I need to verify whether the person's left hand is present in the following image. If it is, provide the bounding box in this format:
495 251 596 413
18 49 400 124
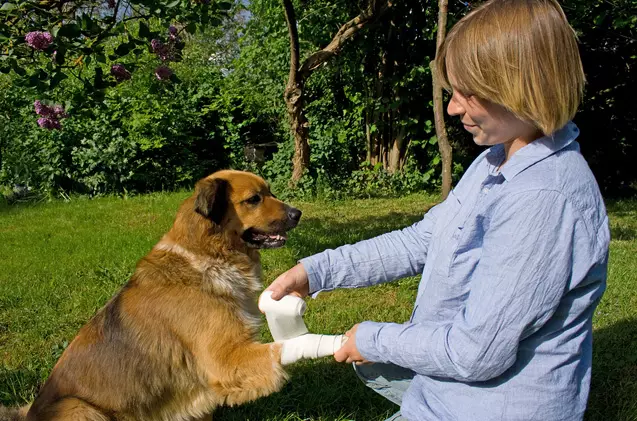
334 323 371 365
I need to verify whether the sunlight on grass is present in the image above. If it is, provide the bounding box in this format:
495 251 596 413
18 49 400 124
0 194 635 420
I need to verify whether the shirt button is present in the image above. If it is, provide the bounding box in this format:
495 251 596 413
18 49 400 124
482 187 490 194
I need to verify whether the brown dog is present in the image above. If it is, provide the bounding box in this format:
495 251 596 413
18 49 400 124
11 170 301 421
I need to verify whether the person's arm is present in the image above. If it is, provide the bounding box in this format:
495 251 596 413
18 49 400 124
355 190 585 381
300 199 449 295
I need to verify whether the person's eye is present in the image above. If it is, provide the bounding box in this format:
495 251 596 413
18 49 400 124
246 195 261 205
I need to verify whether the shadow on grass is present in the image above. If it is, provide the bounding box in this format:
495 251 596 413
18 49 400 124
610 225 637 241
215 360 397 421
586 318 637 421
289 210 428 259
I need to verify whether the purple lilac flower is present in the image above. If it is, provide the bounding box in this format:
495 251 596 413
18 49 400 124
154 65 173 81
168 26 180 42
34 100 51 117
151 39 161 52
151 38 174 61
110 64 131 82
37 117 62 130
52 105 68 119
25 31 53 50
34 101 67 130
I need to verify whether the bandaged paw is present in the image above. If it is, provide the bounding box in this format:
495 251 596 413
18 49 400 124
279 334 346 365
258 291 346 365
258 291 309 341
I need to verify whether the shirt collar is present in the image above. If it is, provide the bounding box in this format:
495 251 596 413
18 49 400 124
485 121 580 180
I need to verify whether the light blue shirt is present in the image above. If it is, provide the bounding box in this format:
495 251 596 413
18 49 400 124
300 122 609 421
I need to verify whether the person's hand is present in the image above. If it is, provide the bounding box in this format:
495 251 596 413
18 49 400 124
265 263 310 300
334 324 370 365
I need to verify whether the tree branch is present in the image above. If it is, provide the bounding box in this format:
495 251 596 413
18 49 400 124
281 0 300 91
298 0 390 78
431 0 452 199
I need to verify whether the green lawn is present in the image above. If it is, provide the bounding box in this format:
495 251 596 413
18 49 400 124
0 192 635 420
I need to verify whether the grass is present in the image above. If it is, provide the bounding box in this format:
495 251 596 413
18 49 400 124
0 192 636 420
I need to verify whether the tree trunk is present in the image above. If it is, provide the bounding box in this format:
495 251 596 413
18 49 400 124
388 125 407 173
282 0 310 185
282 0 391 185
431 0 453 199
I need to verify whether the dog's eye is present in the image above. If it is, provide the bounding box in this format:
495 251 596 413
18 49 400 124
246 195 261 205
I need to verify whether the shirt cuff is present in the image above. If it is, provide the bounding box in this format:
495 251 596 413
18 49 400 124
355 321 388 363
299 255 333 298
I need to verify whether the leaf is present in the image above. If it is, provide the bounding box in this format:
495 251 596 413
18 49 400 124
138 21 151 39
94 67 106 89
0 3 16 11
50 72 68 89
218 1 232 10
166 0 180 8
57 24 81 38
11 61 25 76
28 74 40 87
80 14 91 30
114 42 132 57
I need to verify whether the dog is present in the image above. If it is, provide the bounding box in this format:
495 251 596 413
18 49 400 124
2 170 301 421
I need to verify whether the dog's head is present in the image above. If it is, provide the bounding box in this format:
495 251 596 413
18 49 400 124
193 170 301 249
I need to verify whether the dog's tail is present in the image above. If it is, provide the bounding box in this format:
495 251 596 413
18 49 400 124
0 404 28 421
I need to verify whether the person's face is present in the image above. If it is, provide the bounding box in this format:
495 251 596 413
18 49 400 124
446 72 540 147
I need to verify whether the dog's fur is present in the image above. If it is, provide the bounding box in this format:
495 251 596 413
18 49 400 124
3 170 301 421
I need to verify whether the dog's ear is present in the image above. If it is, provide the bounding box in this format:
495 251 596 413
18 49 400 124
194 177 228 225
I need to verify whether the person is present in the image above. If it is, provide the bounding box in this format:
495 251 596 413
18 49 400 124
266 0 610 419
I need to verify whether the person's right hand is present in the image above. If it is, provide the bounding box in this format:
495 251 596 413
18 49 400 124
265 263 310 300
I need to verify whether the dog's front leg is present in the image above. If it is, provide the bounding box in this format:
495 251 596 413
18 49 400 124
210 342 288 407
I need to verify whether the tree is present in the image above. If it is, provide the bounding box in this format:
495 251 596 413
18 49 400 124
430 0 452 199
0 0 231 122
281 0 390 184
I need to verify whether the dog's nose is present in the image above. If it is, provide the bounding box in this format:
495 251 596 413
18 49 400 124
288 207 302 222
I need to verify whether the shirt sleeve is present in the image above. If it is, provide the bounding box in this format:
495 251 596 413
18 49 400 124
300 199 450 295
356 190 580 381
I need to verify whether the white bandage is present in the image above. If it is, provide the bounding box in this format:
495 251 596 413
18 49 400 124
279 334 346 365
258 291 345 365
258 291 308 341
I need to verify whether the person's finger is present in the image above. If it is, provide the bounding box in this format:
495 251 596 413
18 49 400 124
265 283 287 300
334 348 347 363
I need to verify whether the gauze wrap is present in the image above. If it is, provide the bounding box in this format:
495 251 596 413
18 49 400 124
258 291 345 365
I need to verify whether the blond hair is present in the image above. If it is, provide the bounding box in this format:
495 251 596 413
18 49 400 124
436 0 585 135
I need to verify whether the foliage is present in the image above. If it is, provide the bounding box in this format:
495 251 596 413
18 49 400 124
563 0 637 196
0 35 232 195
0 0 231 99
1 0 636 198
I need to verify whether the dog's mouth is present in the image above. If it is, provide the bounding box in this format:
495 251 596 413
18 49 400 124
241 228 289 249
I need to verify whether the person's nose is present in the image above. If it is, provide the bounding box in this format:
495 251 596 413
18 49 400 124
447 91 465 117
